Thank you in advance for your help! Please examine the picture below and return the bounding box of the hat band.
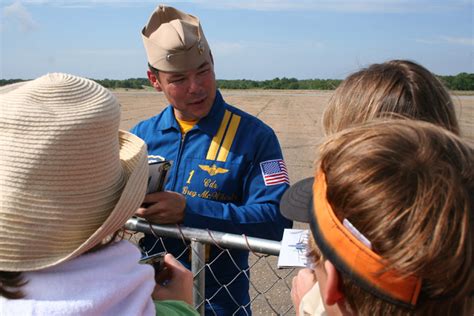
[310,171,422,309]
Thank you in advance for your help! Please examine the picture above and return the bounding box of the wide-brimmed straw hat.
[0,73,148,271]
[142,4,212,72]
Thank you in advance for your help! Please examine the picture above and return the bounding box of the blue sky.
[1,0,473,80]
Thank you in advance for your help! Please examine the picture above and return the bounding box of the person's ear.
[147,70,162,92]
[323,260,345,306]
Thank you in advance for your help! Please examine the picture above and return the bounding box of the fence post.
[191,240,206,316]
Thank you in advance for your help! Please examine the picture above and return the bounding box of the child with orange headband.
[281,119,473,315]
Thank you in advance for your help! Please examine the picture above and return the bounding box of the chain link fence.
[124,217,297,315]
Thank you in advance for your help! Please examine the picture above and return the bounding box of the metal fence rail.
[125,217,296,315]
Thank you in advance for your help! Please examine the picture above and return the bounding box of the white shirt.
[1,240,156,316]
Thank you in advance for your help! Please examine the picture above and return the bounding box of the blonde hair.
[322,60,460,135]
[313,119,473,315]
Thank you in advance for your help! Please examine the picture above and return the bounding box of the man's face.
[148,62,217,121]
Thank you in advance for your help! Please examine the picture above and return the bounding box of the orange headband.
[310,171,422,309]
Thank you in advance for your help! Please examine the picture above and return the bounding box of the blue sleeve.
[130,123,141,136]
[183,130,292,241]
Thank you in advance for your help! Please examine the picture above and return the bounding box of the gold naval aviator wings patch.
[199,164,229,176]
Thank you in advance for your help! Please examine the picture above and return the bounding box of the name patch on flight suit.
[181,166,240,202]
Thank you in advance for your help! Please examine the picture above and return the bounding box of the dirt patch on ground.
[117,89,473,183]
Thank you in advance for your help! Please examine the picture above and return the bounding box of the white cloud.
[414,38,440,44]
[440,36,474,46]
[195,0,469,13]
[3,1,38,32]
[415,36,474,46]
[212,39,324,58]
[72,48,143,56]
[212,41,246,56]
[3,0,168,8]
[5,0,470,12]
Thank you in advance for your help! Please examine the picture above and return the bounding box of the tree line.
[1,72,473,91]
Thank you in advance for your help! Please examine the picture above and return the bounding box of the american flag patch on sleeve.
[260,159,290,186]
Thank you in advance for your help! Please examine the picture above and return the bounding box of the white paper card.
[277,229,310,268]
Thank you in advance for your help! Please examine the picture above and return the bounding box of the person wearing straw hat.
[0,73,198,315]
[132,5,292,315]
[280,120,473,315]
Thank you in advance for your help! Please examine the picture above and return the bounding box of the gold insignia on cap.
[198,41,204,54]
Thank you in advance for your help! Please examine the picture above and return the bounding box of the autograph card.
[277,229,310,268]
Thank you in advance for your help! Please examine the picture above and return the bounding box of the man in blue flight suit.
[132,5,292,315]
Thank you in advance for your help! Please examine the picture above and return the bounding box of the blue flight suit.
[131,90,292,315]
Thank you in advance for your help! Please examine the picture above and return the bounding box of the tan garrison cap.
[142,5,212,72]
